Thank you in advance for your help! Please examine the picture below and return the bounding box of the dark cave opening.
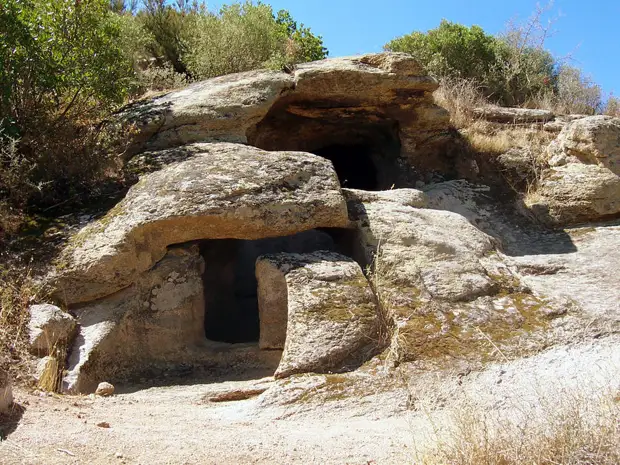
[199,230,340,344]
[247,103,404,190]
[313,144,378,190]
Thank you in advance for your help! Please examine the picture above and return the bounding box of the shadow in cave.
[199,229,342,344]
[314,144,378,190]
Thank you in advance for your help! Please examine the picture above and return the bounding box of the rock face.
[256,251,379,378]
[28,304,76,355]
[64,244,205,393]
[525,164,620,226]
[473,106,554,124]
[53,143,348,305]
[524,116,620,226]
[344,188,551,363]
[547,115,620,175]
[121,53,452,186]
[0,368,12,414]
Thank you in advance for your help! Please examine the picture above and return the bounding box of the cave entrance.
[199,229,338,344]
[313,144,378,190]
[247,103,404,190]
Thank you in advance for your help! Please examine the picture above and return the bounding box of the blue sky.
[206,0,618,97]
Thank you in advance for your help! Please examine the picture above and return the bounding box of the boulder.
[524,163,620,226]
[473,106,554,124]
[120,52,453,185]
[28,304,76,355]
[117,70,294,155]
[95,382,115,397]
[547,115,620,175]
[543,114,588,133]
[255,251,379,378]
[344,188,551,363]
[63,244,205,393]
[0,368,12,414]
[53,143,349,305]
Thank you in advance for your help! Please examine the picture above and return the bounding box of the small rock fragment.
[96,421,110,428]
[95,382,115,397]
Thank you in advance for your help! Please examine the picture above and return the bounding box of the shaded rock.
[53,143,349,305]
[473,106,554,124]
[95,382,115,397]
[255,251,379,378]
[63,244,205,394]
[524,163,620,226]
[547,115,620,175]
[497,148,537,186]
[0,368,12,414]
[28,304,76,355]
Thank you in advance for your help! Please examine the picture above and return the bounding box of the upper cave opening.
[247,101,404,191]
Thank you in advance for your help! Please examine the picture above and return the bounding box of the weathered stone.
[341,188,428,209]
[0,368,12,414]
[121,52,453,187]
[28,304,76,355]
[473,106,554,124]
[344,189,496,302]
[53,143,349,305]
[547,115,620,175]
[524,163,620,226]
[344,188,553,363]
[256,251,379,378]
[95,382,115,397]
[117,70,294,155]
[63,244,205,393]
[497,148,537,185]
[543,114,588,133]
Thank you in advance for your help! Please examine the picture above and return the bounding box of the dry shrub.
[0,259,51,379]
[464,121,553,155]
[421,387,620,464]
[434,77,488,128]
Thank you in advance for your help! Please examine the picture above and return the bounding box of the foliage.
[118,1,328,85]
[385,20,499,84]
[0,0,133,222]
[603,95,620,117]
[385,19,556,107]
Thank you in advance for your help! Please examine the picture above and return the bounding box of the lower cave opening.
[199,229,340,344]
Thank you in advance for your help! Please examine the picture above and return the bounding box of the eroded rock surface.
[547,115,620,174]
[121,53,452,186]
[473,106,554,124]
[524,163,620,226]
[256,251,379,378]
[28,304,76,355]
[53,143,348,305]
[345,188,555,363]
[64,244,205,393]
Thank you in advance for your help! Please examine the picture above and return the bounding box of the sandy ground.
[1,211,619,465]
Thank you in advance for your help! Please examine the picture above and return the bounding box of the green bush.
[385,19,556,107]
[0,0,133,215]
[120,1,328,84]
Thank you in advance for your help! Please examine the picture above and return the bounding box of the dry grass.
[434,77,489,129]
[0,259,51,380]
[417,386,620,465]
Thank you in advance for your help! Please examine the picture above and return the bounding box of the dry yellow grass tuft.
[419,387,620,465]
